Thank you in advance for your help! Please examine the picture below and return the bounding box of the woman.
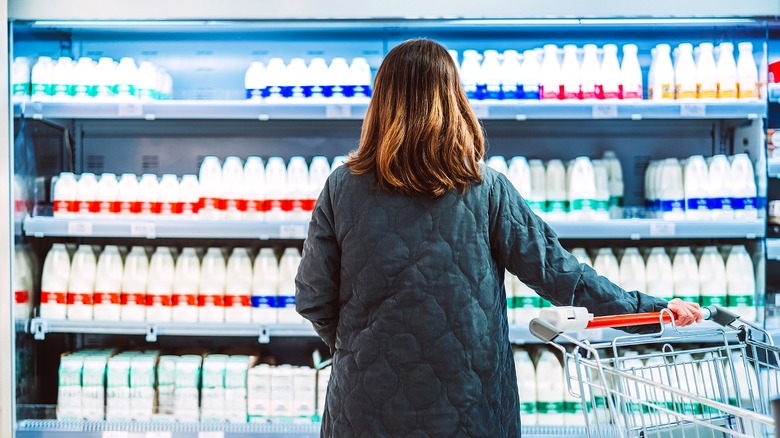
[296,39,702,437]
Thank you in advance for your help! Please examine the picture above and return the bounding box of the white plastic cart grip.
[538,306,594,332]
[529,318,563,343]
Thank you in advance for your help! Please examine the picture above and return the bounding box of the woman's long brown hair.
[346,39,485,198]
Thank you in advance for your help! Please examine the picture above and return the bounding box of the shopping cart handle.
[702,305,740,327]
[585,312,673,329]
[529,317,563,343]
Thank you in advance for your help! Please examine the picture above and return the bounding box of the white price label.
[145,432,172,438]
[67,221,93,236]
[592,104,618,119]
[130,222,156,239]
[198,433,224,438]
[117,103,143,117]
[471,103,489,119]
[326,104,352,118]
[279,224,307,239]
[102,432,129,438]
[579,328,604,342]
[649,222,676,237]
[680,103,706,117]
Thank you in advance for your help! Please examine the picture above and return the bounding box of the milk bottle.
[514,350,537,425]
[683,155,710,220]
[245,62,266,100]
[519,49,542,100]
[157,174,180,218]
[307,58,329,98]
[696,43,718,99]
[52,57,75,100]
[67,245,97,320]
[499,50,521,99]
[93,245,123,321]
[53,172,78,218]
[726,245,756,321]
[708,155,734,220]
[115,57,139,99]
[199,248,226,323]
[308,156,331,214]
[601,44,622,99]
[620,248,646,292]
[136,174,159,218]
[568,157,597,221]
[199,156,223,220]
[115,173,139,218]
[331,155,348,172]
[560,45,581,100]
[264,58,285,99]
[75,173,99,218]
[287,58,307,98]
[147,247,175,322]
[12,57,31,99]
[486,156,508,176]
[121,246,149,321]
[644,161,658,216]
[460,50,482,99]
[672,247,700,304]
[31,56,54,101]
[348,57,372,98]
[225,248,253,323]
[580,44,600,99]
[137,61,158,101]
[540,45,561,100]
[593,248,620,283]
[252,248,279,324]
[645,248,674,301]
[243,157,265,221]
[507,156,531,198]
[651,44,675,100]
[327,58,350,98]
[699,246,727,307]
[221,156,245,220]
[72,57,95,100]
[536,350,564,425]
[278,248,302,324]
[730,154,758,220]
[621,44,642,100]
[527,159,547,217]
[592,160,610,221]
[478,50,502,100]
[14,246,33,318]
[717,43,738,99]
[545,160,568,221]
[737,42,758,99]
[41,243,71,319]
[571,248,592,267]
[172,247,201,322]
[286,157,310,221]
[95,57,116,101]
[179,175,200,218]
[659,159,685,220]
[675,44,697,99]
[264,157,288,222]
[96,173,119,217]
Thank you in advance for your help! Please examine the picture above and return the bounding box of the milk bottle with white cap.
[592,160,610,221]
[157,174,180,218]
[199,156,223,220]
[520,49,542,100]
[515,350,537,425]
[278,248,302,323]
[659,159,685,220]
[94,57,116,101]
[121,246,149,321]
[545,160,568,221]
[73,57,96,100]
[96,173,119,217]
[308,156,331,214]
[53,172,78,218]
[31,56,55,101]
[41,243,71,319]
[75,173,99,218]
[560,45,581,100]
[460,50,482,99]
[737,42,758,99]
[536,350,564,425]
[264,157,287,222]
[527,160,547,217]
[699,246,727,307]
[348,57,372,98]
[708,155,734,220]
[307,58,329,98]
[252,248,279,324]
[93,245,123,321]
[717,43,738,99]
[264,58,285,99]
[684,155,710,220]
[568,157,597,221]
[115,57,139,100]
[620,248,646,292]
[675,44,697,99]
[147,247,175,322]
[67,245,97,320]
[172,247,200,322]
[601,44,622,100]
[500,50,521,99]
[199,248,226,323]
[486,156,508,176]
[580,44,600,100]
[225,248,252,323]
[287,157,310,221]
[726,245,756,321]
[179,175,200,218]
[243,157,265,221]
[52,57,75,100]
[327,58,350,98]
[651,44,675,100]
[593,248,620,284]
[621,44,642,100]
[138,61,158,101]
[673,247,700,304]
[479,50,502,100]
[245,62,266,100]
[221,156,245,220]
[12,57,31,99]
[541,45,561,100]
[646,248,674,301]
[14,246,33,318]
[507,157,531,198]
[696,43,718,99]
[286,58,307,99]
[730,154,758,220]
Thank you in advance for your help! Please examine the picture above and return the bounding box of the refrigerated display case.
[4,2,779,436]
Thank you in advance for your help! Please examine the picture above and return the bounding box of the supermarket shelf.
[767,238,780,261]
[23,217,766,240]
[13,99,766,121]
[769,158,780,178]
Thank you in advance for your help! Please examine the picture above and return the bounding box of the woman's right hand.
[667,298,704,327]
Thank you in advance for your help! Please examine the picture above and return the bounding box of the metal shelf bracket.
[259,327,270,344]
[30,318,47,341]
[145,324,158,343]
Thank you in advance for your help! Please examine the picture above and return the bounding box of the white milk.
[507,156,531,198]
[96,173,119,217]
[696,43,718,99]
[592,160,611,221]
[675,43,697,99]
[243,157,266,221]
[264,157,288,222]
[293,366,317,419]
[199,248,226,323]
[486,156,508,176]
[31,56,54,101]
[645,248,675,301]
[225,355,255,423]
[225,248,253,323]
[593,248,620,284]
[726,245,756,321]
[527,159,547,217]
[41,243,71,319]
[560,45,581,100]
[278,248,302,324]
[53,172,78,218]
[513,277,539,325]
[95,57,116,101]
[499,50,521,99]
[72,57,95,101]
[287,157,310,221]
[93,245,123,321]
[156,355,177,416]
[536,350,565,425]
[348,57,372,98]
[328,58,350,98]
[248,364,273,418]
[271,365,295,418]
[708,155,734,220]
[730,154,758,220]
[245,61,266,100]
[12,57,31,99]
[174,355,203,422]
[308,156,332,213]
[75,172,99,218]
[286,59,308,99]
[172,247,201,322]
[460,50,482,99]
[699,246,728,307]
[52,57,75,101]
[13,246,33,318]
[621,44,642,99]
[540,45,561,100]
[684,155,710,220]
[651,44,675,100]
[479,50,502,100]
[129,354,157,421]
[515,350,537,425]
[568,157,597,221]
[659,158,685,221]
[121,246,149,321]
[157,174,180,219]
[201,354,228,421]
[147,247,175,322]
[137,61,158,101]
[136,174,159,219]
[308,58,328,98]
[620,248,646,293]
[644,161,658,216]
[317,366,331,417]
[601,44,622,100]
[672,247,700,304]
[579,44,600,100]
[179,174,201,218]
[57,354,84,420]
[717,43,738,99]
[545,159,568,221]
[222,156,245,220]
[67,245,97,320]
[199,156,223,220]
[115,57,139,100]
[265,58,286,99]
[737,42,759,99]
[116,173,139,218]
[520,49,542,100]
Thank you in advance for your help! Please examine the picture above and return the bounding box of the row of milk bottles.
[486,152,624,221]
[245,57,372,100]
[648,42,759,100]
[52,155,346,221]
[515,347,758,427]
[15,56,173,102]
[39,244,305,324]
[645,153,759,221]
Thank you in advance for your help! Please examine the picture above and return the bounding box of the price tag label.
[67,221,93,236]
[198,433,224,438]
[118,103,143,117]
[471,103,489,119]
[326,104,352,118]
[579,328,604,342]
[279,224,307,239]
[130,222,156,239]
[145,432,172,438]
[592,104,618,119]
[102,432,129,438]
[680,103,706,117]
[649,222,676,237]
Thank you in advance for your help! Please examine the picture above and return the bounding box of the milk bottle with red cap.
[601,44,622,100]
[117,173,139,218]
[621,44,643,100]
[53,172,78,218]
[287,157,309,221]
[264,157,287,222]
[67,245,97,320]
[136,174,159,218]
[222,157,245,220]
[121,246,148,321]
[157,175,180,219]
[225,248,252,323]
[278,248,302,323]
[93,245,123,321]
[40,244,71,319]
[199,248,226,322]
[560,45,581,100]
[14,246,33,319]
[580,44,600,100]
[75,173,99,218]
[96,173,119,217]
[199,156,223,220]
[172,247,200,322]
[179,175,200,218]
[252,248,279,324]
[147,247,175,322]
[540,45,561,100]
[243,157,265,221]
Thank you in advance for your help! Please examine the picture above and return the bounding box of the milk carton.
[93,245,123,321]
[174,355,203,422]
[225,355,258,423]
[201,354,229,422]
[294,367,317,420]
[225,248,253,323]
[41,243,71,319]
[106,354,132,421]
[121,246,148,322]
[67,245,97,320]
[129,353,157,421]
[147,247,175,322]
[252,248,280,324]
[156,355,177,416]
[57,353,84,420]
[81,354,109,420]
[278,248,302,324]
[248,364,273,419]
[172,247,201,322]
[271,365,296,418]
[199,248,226,322]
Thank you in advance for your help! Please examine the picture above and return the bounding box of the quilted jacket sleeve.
[488,173,668,334]
[296,176,341,351]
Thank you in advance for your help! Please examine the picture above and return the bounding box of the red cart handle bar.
[584,306,736,330]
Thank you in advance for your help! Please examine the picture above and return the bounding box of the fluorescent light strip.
[31,20,212,27]
[579,18,758,25]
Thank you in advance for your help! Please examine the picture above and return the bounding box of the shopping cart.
[529,306,779,438]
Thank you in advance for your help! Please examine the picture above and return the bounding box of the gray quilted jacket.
[296,165,668,437]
